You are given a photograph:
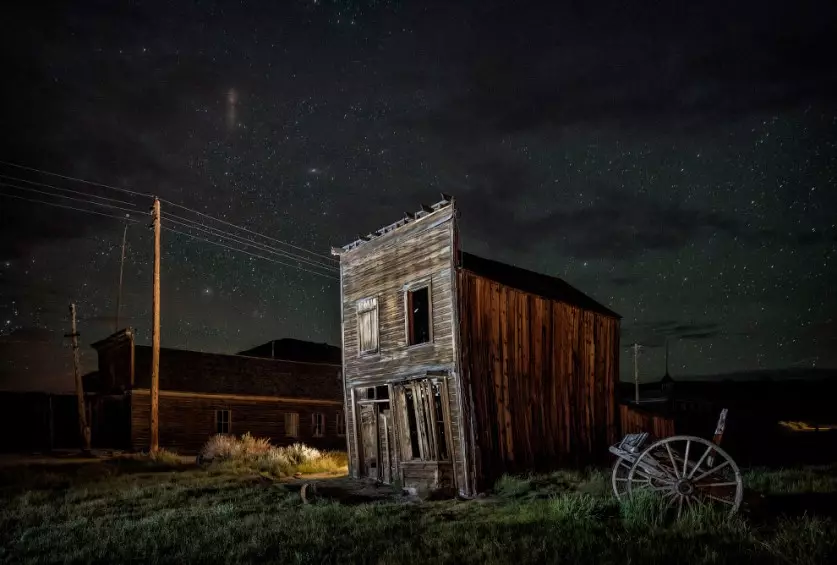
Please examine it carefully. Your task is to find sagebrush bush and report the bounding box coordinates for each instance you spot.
[198,433,345,478]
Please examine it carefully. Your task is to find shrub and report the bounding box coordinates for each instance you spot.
[197,433,346,478]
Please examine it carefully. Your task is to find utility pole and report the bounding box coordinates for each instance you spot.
[67,304,91,453]
[149,198,161,453]
[114,222,128,333]
[633,342,641,404]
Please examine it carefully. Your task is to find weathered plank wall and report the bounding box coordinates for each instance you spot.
[457,271,620,491]
[339,206,466,488]
[618,404,676,440]
[130,391,345,453]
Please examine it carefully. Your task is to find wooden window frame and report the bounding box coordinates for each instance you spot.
[392,377,451,463]
[403,279,433,348]
[356,296,380,356]
[312,412,325,437]
[215,409,231,435]
[285,412,299,438]
[336,410,346,436]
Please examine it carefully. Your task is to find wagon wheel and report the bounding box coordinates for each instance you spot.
[611,458,632,500]
[625,435,743,518]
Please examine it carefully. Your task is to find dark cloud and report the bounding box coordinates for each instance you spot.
[458,159,740,259]
[622,320,736,347]
[414,1,837,139]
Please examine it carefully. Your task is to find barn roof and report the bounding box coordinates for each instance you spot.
[132,345,342,400]
[237,338,342,364]
[459,252,621,319]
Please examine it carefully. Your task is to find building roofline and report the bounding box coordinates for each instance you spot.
[459,252,621,319]
[90,328,134,350]
[132,343,343,367]
[332,195,454,255]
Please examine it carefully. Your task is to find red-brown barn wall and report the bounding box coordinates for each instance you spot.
[457,271,620,491]
[619,404,676,440]
[130,393,346,453]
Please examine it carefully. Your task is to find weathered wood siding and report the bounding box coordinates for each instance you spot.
[457,271,620,491]
[339,206,466,489]
[619,404,676,440]
[130,391,345,453]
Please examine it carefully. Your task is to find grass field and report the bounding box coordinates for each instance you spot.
[1,454,836,565]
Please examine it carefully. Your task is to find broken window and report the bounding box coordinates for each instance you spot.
[285,412,299,437]
[356,297,379,354]
[215,409,230,434]
[406,286,431,345]
[362,385,389,401]
[395,379,449,461]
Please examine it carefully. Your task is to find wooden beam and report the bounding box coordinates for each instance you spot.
[131,388,343,406]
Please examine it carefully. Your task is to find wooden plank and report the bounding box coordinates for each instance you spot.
[456,269,620,490]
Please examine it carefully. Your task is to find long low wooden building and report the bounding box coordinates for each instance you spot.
[332,197,621,496]
[85,331,345,453]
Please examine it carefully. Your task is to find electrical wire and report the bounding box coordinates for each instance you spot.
[162,225,339,280]
[0,191,140,223]
[160,198,337,262]
[0,174,138,206]
[0,160,152,198]
[0,182,139,215]
[0,159,337,265]
[165,213,337,271]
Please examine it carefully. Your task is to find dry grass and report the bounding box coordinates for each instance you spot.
[198,433,348,478]
[0,462,834,564]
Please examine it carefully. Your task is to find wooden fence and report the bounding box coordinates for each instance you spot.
[619,404,676,440]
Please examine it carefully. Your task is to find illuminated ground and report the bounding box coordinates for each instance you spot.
[1,455,835,564]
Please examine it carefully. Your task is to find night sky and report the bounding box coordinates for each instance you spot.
[1,0,835,392]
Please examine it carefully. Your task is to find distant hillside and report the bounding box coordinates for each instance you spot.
[620,367,837,384]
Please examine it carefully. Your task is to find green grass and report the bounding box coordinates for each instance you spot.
[0,460,835,564]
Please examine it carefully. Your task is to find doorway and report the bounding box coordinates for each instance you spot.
[356,385,395,483]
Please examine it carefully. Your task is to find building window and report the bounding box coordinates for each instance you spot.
[215,409,231,434]
[336,411,346,436]
[406,286,431,345]
[356,297,379,355]
[312,413,325,437]
[285,413,299,437]
[394,379,449,462]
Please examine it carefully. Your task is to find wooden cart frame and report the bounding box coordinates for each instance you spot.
[608,408,743,517]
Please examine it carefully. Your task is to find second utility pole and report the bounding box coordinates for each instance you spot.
[68,303,91,453]
[633,342,641,404]
[150,198,161,453]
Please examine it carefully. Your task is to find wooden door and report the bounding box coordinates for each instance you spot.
[359,404,378,479]
[379,410,394,484]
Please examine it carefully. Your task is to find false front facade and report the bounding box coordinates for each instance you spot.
[333,198,621,496]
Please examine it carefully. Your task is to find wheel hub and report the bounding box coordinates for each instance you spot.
[675,479,694,496]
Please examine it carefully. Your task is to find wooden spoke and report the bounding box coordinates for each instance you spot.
[692,460,731,483]
[704,493,736,505]
[687,444,714,480]
[695,481,739,488]
[664,442,681,479]
[626,435,743,517]
[682,439,691,477]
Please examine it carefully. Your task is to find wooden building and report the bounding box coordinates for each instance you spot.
[332,197,621,496]
[85,330,345,453]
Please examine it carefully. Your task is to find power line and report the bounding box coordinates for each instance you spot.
[160,198,337,262]
[0,159,336,264]
[0,192,140,223]
[0,160,151,198]
[165,213,337,271]
[0,182,139,215]
[162,225,339,280]
[0,174,139,207]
